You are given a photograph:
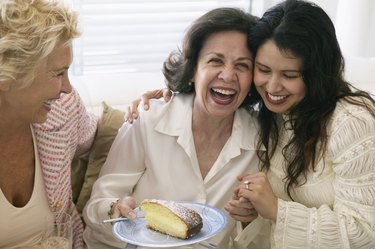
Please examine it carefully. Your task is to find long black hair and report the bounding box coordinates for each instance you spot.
[249,0,375,199]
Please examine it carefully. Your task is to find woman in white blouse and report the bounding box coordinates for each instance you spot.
[83,8,261,249]
[225,0,375,248]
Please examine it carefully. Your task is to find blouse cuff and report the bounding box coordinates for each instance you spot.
[233,216,270,249]
[274,199,318,249]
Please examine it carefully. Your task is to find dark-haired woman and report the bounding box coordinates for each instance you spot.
[226,0,375,248]
[83,8,261,249]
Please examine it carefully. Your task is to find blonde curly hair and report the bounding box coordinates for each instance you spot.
[0,0,80,88]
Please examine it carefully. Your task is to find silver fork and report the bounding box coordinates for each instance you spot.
[102,215,145,224]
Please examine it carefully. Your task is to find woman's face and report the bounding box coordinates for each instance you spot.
[253,39,306,114]
[193,30,253,118]
[1,42,73,124]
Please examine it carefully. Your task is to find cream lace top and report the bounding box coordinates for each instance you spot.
[267,98,375,249]
[235,98,375,249]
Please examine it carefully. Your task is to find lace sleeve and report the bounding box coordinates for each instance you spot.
[273,102,375,249]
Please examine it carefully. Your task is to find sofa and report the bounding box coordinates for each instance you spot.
[70,56,375,215]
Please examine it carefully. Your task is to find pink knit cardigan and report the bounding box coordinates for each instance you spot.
[33,89,98,249]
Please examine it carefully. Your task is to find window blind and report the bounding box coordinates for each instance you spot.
[71,0,252,76]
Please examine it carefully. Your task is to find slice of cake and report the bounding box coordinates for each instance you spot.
[139,199,203,239]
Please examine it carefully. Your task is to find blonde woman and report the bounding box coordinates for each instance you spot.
[0,0,97,248]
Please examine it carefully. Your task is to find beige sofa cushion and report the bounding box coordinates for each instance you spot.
[72,102,125,214]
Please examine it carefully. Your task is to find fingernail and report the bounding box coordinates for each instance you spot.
[144,104,149,110]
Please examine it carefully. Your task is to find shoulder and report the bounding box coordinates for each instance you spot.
[330,97,375,132]
[138,94,193,122]
[35,88,96,131]
[229,107,260,150]
[46,88,84,121]
[56,88,84,112]
[328,97,375,156]
[236,107,259,130]
[121,94,193,137]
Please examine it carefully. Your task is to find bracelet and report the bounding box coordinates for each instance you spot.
[107,199,119,218]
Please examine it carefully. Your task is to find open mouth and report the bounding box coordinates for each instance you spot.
[210,88,236,105]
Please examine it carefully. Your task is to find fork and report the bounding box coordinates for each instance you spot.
[102,215,145,224]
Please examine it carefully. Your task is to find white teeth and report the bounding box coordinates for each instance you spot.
[212,88,235,95]
[268,93,287,101]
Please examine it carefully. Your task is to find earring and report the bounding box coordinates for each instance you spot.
[188,81,194,86]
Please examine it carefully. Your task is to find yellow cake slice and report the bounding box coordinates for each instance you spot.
[139,199,203,239]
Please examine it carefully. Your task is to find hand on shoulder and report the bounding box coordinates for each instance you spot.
[125,88,172,123]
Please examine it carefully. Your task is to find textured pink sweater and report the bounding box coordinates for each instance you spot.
[33,89,98,249]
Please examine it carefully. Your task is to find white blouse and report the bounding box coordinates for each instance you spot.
[236,98,375,249]
[83,94,261,249]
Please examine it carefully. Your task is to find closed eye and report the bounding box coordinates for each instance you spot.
[257,67,270,74]
[53,70,67,77]
[284,74,299,79]
[208,58,223,64]
[236,63,250,71]
[283,72,302,79]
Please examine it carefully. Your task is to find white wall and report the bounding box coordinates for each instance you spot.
[335,0,375,58]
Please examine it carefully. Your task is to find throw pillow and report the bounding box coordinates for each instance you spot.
[75,101,125,214]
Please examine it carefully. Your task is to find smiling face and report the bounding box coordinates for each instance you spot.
[254,39,306,114]
[0,42,73,124]
[193,30,253,119]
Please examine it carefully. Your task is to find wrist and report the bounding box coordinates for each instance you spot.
[107,199,119,218]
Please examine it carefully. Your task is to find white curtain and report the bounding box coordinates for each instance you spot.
[70,0,252,76]
[67,0,374,91]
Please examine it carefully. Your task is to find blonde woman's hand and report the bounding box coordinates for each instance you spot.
[237,172,278,222]
[125,88,173,123]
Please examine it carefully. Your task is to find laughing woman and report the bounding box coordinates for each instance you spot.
[83,8,261,249]
[0,1,97,248]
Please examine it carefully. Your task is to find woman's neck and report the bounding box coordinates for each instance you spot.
[191,105,234,139]
[191,103,235,179]
[0,119,32,143]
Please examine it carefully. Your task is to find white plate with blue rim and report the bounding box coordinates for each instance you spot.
[112,202,227,248]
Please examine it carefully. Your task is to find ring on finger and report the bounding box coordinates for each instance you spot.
[244,180,252,189]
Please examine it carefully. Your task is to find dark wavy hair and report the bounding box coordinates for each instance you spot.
[249,0,375,199]
[163,7,260,108]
